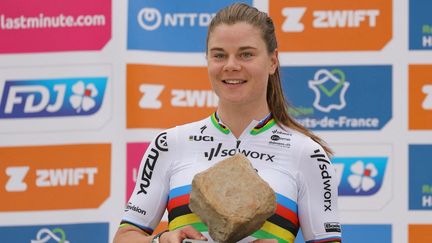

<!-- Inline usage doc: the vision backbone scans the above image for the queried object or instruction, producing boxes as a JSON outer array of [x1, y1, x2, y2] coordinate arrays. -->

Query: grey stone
[[189, 154, 276, 243]]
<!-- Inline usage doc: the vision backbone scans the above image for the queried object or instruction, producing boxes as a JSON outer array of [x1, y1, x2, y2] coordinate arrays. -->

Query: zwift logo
[[0, 77, 107, 118], [333, 157, 388, 196]]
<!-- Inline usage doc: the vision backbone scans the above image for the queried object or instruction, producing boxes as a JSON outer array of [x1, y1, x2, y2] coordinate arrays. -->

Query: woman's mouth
[[222, 79, 246, 84]]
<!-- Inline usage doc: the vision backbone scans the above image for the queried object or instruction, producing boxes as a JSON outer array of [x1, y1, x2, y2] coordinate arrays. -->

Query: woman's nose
[[223, 56, 241, 71]]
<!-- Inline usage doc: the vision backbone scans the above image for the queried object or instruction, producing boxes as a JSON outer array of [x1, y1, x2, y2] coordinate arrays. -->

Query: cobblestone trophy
[[189, 154, 276, 243]]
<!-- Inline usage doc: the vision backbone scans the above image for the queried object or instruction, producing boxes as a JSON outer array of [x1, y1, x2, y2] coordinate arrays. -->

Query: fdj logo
[[0, 78, 107, 118], [333, 157, 388, 196], [309, 69, 350, 113]]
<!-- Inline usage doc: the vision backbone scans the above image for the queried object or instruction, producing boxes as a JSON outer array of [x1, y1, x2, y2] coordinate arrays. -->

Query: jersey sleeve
[[296, 139, 342, 242], [121, 129, 177, 234]]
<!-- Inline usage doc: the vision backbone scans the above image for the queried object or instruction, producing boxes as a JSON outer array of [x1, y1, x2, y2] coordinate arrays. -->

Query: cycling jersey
[[121, 112, 342, 243]]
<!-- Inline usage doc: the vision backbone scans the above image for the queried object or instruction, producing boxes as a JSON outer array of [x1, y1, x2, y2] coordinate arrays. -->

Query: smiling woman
[[114, 3, 341, 243]]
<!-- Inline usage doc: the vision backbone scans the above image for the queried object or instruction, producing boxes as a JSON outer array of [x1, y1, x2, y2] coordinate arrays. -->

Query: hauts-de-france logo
[[333, 157, 388, 196], [0, 77, 107, 118], [281, 65, 392, 130], [308, 69, 350, 113]]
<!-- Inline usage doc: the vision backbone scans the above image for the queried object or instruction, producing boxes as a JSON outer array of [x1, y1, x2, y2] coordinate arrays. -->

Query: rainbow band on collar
[[210, 112, 276, 135]]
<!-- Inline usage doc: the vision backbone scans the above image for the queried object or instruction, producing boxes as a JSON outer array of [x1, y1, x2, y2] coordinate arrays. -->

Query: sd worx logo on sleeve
[[0, 77, 107, 118], [0, 144, 111, 211], [269, 0, 392, 51], [127, 64, 217, 129]]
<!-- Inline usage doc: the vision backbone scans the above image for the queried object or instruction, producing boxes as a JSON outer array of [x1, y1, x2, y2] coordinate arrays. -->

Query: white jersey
[[122, 113, 342, 243]]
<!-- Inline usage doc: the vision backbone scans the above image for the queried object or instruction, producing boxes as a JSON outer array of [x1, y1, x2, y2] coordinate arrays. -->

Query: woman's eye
[[241, 52, 253, 58], [213, 53, 225, 59]]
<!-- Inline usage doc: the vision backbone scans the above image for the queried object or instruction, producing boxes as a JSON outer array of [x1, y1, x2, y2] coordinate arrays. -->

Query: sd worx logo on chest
[[0, 77, 107, 118]]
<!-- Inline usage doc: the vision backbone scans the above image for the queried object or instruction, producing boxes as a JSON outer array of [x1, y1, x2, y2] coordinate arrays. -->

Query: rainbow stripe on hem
[[167, 185, 299, 243]]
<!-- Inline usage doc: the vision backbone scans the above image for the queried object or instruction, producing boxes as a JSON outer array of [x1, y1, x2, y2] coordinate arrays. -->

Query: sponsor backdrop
[[0, 0, 431, 242]]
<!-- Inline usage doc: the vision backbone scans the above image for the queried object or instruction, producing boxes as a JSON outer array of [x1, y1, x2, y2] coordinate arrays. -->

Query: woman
[[115, 3, 341, 243]]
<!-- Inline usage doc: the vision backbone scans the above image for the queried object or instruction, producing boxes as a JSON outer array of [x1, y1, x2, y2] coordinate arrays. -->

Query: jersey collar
[[210, 112, 275, 136]]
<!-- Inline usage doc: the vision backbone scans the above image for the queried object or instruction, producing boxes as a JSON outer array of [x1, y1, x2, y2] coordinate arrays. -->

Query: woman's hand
[[159, 225, 207, 243]]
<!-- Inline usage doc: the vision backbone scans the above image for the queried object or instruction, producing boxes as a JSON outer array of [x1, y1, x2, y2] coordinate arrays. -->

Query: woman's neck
[[216, 102, 270, 138]]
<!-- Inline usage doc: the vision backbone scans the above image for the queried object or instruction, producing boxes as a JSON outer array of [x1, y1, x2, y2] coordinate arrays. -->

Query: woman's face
[[207, 22, 278, 108]]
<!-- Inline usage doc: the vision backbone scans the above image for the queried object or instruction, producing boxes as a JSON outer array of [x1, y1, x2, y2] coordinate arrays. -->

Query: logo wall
[[409, 144, 432, 210], [409, 65, 432, 129], [0, 144, 111, 211], [409, 0, 432, 50], [127, 64, 217, 129], [0, 223, 109, 243], [280, 66, 392, 130], [126, 142, 150, 201], [127, 0, 252, 52], [269, 0, 392, 51], [0, 0, 111, 53]]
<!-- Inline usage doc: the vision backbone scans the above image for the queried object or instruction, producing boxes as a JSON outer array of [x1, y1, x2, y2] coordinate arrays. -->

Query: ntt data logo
[[0, 77, 107, 119], [0, 223, 109, 243], [409, 145, 432, 210], [281, 65, 392, 130], [333, 157, 388, 196], [409, 0, 432, 50], [127, 0, 252, 52]]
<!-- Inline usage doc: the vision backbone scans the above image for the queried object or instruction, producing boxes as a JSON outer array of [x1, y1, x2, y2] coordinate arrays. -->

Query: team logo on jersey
[[189, 135, 214, 142], [204, 142, 275, 162], [137, 132, 167, 195], [125, 202, 147, 215], [268, 129, 292, 148], [310, 149, 333, 212]]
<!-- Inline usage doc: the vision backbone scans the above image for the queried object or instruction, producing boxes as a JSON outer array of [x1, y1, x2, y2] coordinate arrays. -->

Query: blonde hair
[[207, 3, 333, 156]]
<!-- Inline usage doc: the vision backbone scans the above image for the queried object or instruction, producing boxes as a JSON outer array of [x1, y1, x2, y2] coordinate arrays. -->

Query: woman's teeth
[[223, 79, 245, 84]]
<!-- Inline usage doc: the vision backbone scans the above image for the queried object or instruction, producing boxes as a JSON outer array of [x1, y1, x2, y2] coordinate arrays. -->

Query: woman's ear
[[269, 49, 279, 75]]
